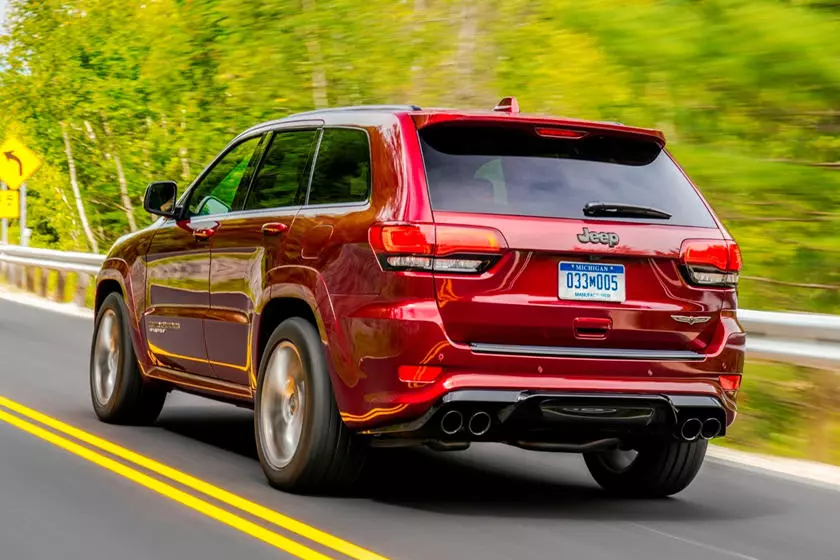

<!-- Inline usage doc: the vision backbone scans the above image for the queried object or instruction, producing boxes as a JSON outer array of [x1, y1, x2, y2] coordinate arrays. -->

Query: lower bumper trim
[[470, 342, 705, 361]]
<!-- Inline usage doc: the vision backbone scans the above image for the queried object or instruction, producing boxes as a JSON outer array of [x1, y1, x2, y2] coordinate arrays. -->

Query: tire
[[583, 439, 707, 498], [254, 317, 366, 494], [90, 292, 166, 425]]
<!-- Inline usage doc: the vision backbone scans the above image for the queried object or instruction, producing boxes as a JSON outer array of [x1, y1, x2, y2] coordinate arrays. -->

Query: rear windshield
[[419, 123, 716, 227]]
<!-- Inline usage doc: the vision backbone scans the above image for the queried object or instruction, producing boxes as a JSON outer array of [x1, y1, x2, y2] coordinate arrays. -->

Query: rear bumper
[[362, 389, 729, 447], [328, 298, 744, 432]]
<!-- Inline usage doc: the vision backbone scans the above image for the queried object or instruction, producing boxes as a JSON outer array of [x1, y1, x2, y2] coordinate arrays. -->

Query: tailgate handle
[[574, 317, 611, 339]]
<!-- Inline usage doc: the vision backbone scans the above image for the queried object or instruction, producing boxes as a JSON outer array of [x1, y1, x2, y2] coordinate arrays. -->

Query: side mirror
[[143, 181, 178, 218]]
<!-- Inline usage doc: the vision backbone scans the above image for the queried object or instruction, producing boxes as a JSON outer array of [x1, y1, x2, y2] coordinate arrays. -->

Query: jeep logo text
[[577, 227, 619, 248]]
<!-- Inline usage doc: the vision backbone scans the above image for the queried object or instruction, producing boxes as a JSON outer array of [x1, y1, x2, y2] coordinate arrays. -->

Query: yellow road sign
[[0, 190, 20, 219], [0, 138, 42, 190]]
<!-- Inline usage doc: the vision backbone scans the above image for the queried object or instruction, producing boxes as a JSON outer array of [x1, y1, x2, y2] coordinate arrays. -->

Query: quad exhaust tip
[[679, 417, 722, 441], [468, 411, 492, 436], [680, 418, 703, 441], [440, 410, 464, 435], [701, 418, 722, 439]]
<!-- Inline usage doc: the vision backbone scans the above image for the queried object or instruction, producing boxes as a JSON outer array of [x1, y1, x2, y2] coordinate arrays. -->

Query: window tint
[[187, 136, 261, 218], [307, 128, 371, 205], [245, 130, 318, 210], [419, 124, 716, 228]]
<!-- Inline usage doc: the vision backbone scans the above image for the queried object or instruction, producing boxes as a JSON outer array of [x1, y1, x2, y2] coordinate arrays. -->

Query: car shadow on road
[[157, 406, 785, 523]]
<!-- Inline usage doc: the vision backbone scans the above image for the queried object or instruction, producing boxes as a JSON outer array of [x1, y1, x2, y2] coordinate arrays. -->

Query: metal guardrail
[[0, 244, 104, 305], [1, 244, 839, 369]]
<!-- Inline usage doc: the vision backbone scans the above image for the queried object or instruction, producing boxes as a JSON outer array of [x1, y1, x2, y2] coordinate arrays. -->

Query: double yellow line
[[0, 395, 389, 560]]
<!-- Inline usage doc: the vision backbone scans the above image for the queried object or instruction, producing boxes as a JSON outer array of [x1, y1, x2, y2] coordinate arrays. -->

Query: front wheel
[[90, 292, 166, 425], [254, 317, 366, 494], [583, 439, 707, 498]]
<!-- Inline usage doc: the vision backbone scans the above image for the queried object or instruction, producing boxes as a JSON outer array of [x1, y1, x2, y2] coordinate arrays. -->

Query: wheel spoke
[[92, 309, 120, 407], [259, 341, 306, 470]]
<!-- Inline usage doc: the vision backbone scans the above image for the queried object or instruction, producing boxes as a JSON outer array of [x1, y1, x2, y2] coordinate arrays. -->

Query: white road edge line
[[629, 523, 761, 560], [3, 284, 840, 490], [0, 286, 93, 319]]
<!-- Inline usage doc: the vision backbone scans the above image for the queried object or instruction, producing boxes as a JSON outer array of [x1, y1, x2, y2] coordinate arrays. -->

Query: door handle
[[192, 223, 219, 241], [262, 222, 289, 236]]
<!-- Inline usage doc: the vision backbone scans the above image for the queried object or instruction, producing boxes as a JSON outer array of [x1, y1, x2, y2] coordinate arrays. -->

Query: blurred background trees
[[2, 0, 840, 312]]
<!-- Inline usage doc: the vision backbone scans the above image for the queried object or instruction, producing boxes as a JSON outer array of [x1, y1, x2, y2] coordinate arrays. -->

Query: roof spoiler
[[492, 96, 520, 114]]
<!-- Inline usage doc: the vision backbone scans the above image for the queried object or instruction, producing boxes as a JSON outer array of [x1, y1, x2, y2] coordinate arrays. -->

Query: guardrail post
[[54, 271, 66, 303], [39, 267, 49, 298], [74, 273, 90, 307], [25, 267, 35, 292]]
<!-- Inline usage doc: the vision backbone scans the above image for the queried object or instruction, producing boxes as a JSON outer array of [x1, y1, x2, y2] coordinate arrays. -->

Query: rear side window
[[419, 123, 716, 227], [307, 128, 371, 205], [245, 129, 318, 210]]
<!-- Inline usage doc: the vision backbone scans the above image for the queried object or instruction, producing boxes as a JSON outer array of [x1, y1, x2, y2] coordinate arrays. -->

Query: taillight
[[719, 374, 742, 400], [369, 223, 507, 274], [679, 239, 741, 288]]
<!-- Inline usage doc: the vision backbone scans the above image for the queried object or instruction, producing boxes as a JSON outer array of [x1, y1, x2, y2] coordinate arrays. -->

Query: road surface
[[0, 296, 838, 560]]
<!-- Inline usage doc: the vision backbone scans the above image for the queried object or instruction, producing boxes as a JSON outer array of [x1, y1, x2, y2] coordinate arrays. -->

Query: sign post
[[19, 182, 28, 246], [1, 182, 7, 244], [0, 138, 42, 246]]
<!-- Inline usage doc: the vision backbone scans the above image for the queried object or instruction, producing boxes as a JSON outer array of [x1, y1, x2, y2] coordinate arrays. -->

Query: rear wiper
[[583, 201, 672, 220]]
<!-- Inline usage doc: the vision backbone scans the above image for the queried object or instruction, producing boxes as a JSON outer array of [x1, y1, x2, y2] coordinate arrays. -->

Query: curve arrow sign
[[3, 151, 23, 176]]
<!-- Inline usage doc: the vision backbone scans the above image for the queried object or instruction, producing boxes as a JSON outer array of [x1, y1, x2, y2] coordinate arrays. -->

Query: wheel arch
[[255, 279, 354, 413], [95, 263, 150, 376]]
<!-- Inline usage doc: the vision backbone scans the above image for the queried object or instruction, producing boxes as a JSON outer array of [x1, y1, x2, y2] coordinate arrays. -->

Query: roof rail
[[289, 104, 422, 118]]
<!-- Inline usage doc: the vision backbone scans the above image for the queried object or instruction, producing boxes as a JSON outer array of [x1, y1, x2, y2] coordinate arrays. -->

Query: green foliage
[[1, 0, 839, 311]]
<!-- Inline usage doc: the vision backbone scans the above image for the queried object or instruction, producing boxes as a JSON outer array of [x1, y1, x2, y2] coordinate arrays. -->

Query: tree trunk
[[453, 0, 479, 104], [408, 0, 427, 100], [302, 0, 329, 109], [61, 122, 99, 253], [102, 120, 137, 232], [179, 112, 191, 180]]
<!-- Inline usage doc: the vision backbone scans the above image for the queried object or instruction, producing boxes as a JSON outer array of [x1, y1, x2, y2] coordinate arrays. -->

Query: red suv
[[90, 97, 744, 497]]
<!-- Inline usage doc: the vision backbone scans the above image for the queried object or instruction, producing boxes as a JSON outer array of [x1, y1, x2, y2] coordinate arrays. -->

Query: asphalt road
[[1, 296, 839, 560]]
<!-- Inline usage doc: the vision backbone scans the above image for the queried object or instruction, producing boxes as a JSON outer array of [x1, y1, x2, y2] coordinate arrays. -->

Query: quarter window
[[307, 128, 371, 205], [245, 130, 319, 210]]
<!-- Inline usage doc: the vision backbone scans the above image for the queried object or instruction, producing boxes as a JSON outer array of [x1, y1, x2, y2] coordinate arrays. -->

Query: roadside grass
[[719, 361, 840, 466]]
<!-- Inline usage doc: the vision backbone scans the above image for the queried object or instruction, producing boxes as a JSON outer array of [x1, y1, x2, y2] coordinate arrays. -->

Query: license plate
[[559, 262, 625, 302]]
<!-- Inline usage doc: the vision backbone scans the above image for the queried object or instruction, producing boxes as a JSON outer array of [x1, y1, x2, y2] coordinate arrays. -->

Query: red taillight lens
[[719, 374, 742, 392], [435, 225, 506, 256], [369, 223, 507, 273], [375, 224, 434, 254], [679, 239, 741, 287]]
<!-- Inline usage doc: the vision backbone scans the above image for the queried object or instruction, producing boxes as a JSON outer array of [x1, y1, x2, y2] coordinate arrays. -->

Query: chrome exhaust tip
[[680, 418, 703, 441], [701, 418, 722, 439], [468, 411, 492, 437], [440, 410, 464, 435]]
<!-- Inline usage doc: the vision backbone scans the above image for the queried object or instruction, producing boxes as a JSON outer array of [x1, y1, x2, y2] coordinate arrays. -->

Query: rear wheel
[[90, 292, 166, 424], [254, 317, 366, 494], [583, 439, 707, 498]]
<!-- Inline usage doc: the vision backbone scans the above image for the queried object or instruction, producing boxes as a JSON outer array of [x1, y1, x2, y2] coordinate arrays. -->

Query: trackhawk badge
[[670, 315, 712, 325], [577, 227, 619, 248]]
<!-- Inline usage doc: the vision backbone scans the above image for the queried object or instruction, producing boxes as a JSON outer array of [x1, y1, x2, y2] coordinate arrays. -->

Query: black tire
[[583, 439, 708, 498], [89, 292, 167, 424], [254, 317, 366, 494]]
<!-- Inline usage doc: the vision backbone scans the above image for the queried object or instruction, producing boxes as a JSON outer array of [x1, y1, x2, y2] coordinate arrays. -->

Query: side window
[[307, 128, 371, 205], [245, 129, 319, 210], [187, 136, 262, 218]]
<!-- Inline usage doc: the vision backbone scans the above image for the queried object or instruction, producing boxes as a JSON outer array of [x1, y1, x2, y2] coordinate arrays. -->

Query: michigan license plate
[[559, 262, 625, 302]]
